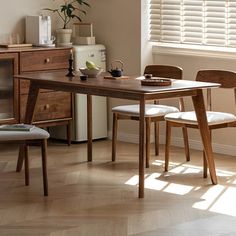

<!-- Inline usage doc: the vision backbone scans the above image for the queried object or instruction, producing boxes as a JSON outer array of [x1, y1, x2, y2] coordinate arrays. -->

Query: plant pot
[[56, 28, 73, 46]]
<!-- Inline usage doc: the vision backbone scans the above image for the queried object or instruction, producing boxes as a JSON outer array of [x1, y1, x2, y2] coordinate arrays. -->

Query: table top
[[15, 70, 220, 100]]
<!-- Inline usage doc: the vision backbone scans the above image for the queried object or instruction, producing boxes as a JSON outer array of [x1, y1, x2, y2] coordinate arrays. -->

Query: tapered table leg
[[24, 82, 40, 124], [17, 82, 40, 172], [87, 95, 92, 162], [192, 89, 217, 184], [139, 97, 146, 198]]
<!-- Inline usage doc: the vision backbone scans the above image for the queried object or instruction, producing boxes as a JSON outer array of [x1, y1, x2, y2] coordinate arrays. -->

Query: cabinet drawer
[[20, 91, 72, 122], [20, 49, 70, 72]]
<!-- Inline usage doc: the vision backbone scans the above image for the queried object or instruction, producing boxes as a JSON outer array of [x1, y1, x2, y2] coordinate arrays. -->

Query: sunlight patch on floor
[[193, 185, 236, 217], [125, 173, 193, 195], [125, 160, 236, 216], [193, 185, 225, 210], [209, 187, 236, 216], [125, 175, 141, 186], [163, 183, 193, 195], [153, 159, 235, 177]]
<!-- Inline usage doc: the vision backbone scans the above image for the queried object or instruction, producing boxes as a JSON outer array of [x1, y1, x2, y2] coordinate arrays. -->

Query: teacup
[[44, 36, 56, 45]]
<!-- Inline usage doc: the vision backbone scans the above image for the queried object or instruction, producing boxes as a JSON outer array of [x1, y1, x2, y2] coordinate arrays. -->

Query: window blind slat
[[228, 2, 236, 46], [149, 1, 236, 47], [182, 1, 203, 44]]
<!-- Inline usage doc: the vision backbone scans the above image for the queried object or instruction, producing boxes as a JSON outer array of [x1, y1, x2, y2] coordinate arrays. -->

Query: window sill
[[152, 43, 236, 60]]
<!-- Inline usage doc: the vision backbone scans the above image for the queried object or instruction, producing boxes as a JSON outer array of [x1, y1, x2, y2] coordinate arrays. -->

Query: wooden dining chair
[[111, 65, 190, 167], [0, 126, 50, 196], [164, 70, 236, 177]]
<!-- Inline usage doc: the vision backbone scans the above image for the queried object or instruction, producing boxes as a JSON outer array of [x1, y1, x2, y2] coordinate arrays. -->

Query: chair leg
[[154, 121, 159, 156], [24, 144, 29, 186], [203, 151, 208, 178], [165, 121, 172, 172], [67, 121, 71, 146], [41, 139, 48, 196], [16, 144, 24, 172], [182, 127, 190, 161], [146, 118, 151, 168], [112, 113, 118, 162], [203, 130, 211, 178]]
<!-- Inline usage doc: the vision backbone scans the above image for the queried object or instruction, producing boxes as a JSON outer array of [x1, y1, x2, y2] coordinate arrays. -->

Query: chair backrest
[[196, 70, 236, 111], [144, 65, 183, 80], [196, 70, 236, 88], [144, 65, 184, 110]]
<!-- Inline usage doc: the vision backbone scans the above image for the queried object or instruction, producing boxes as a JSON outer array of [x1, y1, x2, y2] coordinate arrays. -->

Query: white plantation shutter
[[182, 1, 203, 44], [205, 1, 226, 46], [161, 0, 181, 42], [150, 0, 161, 41], [228, 1, 236, 46], [149, 0, 236, 48]]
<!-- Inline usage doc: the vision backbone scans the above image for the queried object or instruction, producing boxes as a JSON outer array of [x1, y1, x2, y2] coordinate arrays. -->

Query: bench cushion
[[0, 127, 50, 141]]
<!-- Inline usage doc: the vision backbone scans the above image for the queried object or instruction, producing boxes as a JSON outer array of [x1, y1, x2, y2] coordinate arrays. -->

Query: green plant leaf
[[72, 15, 82, 22], [42, 0, 90, 28], [43, 8, 58, 13], [61, 5, 67, 12], [76, 0, 90, 7]]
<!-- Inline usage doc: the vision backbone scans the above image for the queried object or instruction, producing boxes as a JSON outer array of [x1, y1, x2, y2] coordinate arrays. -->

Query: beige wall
[[87, 0, 141, 75], [86, 0, 142, 135]]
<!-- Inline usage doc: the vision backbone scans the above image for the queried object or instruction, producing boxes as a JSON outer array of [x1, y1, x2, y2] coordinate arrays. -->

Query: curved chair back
[[144, 65, 184, 111], [144, 65, 183, 80], [196, 70, 236, 112], [196, 70, 236, 88]]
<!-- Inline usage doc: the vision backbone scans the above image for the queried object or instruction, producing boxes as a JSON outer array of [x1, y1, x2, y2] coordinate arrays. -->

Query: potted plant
[[44, 0, 90, 46]]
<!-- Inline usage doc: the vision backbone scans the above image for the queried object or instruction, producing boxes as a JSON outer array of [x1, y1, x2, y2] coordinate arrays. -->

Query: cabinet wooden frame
[[0, 53, 19, 124]]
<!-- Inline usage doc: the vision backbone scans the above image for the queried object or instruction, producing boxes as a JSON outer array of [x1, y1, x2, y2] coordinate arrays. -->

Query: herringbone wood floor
[[0, 140, 236, 236]]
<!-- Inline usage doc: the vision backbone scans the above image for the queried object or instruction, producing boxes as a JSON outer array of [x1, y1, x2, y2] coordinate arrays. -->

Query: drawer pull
[[44, 58, 50, 63], [44, 104, 50, 110]]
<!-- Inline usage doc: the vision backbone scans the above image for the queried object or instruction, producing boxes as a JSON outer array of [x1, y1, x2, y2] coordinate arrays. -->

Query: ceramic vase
[[56, 28, 73, 47]]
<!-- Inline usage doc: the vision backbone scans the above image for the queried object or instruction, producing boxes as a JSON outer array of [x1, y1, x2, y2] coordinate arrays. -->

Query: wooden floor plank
[[0, 140, 236, 235]]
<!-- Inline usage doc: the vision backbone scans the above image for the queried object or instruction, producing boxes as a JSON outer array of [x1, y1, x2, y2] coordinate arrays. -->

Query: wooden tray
[[0, 43, 32, 48], [104, 75, 130, 80], [141, 78, 172, 86]]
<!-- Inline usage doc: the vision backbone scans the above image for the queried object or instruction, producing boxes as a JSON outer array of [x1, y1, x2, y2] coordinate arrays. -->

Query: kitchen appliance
[[25, 15, 55, 47], [50, 44, 107, 142]]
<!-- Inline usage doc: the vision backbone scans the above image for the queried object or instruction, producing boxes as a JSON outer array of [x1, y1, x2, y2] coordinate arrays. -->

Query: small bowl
[[79, 67, 103, 78], [80, 75, 88, 81]]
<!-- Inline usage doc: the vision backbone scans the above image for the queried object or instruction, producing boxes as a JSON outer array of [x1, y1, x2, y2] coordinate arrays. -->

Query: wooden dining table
[[15, 71, 220, 198]]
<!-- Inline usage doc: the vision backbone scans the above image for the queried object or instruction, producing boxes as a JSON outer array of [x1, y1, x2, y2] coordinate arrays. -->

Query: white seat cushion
[[165, 111, 236, 126], [0, 127, 50, 141], [112, 104, 179, 117]]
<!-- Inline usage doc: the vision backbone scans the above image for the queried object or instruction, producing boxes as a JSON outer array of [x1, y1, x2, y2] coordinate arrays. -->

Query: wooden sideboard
[[0, 47, 72, 144]]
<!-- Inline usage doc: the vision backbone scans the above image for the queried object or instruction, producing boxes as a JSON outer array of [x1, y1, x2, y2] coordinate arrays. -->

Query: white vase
[[56, 28, 73, 47]]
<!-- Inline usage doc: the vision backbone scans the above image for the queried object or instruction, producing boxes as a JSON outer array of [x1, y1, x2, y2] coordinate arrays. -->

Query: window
[[150, 0, 236, 48]]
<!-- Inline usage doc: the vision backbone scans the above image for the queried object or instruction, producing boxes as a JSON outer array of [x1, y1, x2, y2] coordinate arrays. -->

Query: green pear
[[86, 61, 98, 70]]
